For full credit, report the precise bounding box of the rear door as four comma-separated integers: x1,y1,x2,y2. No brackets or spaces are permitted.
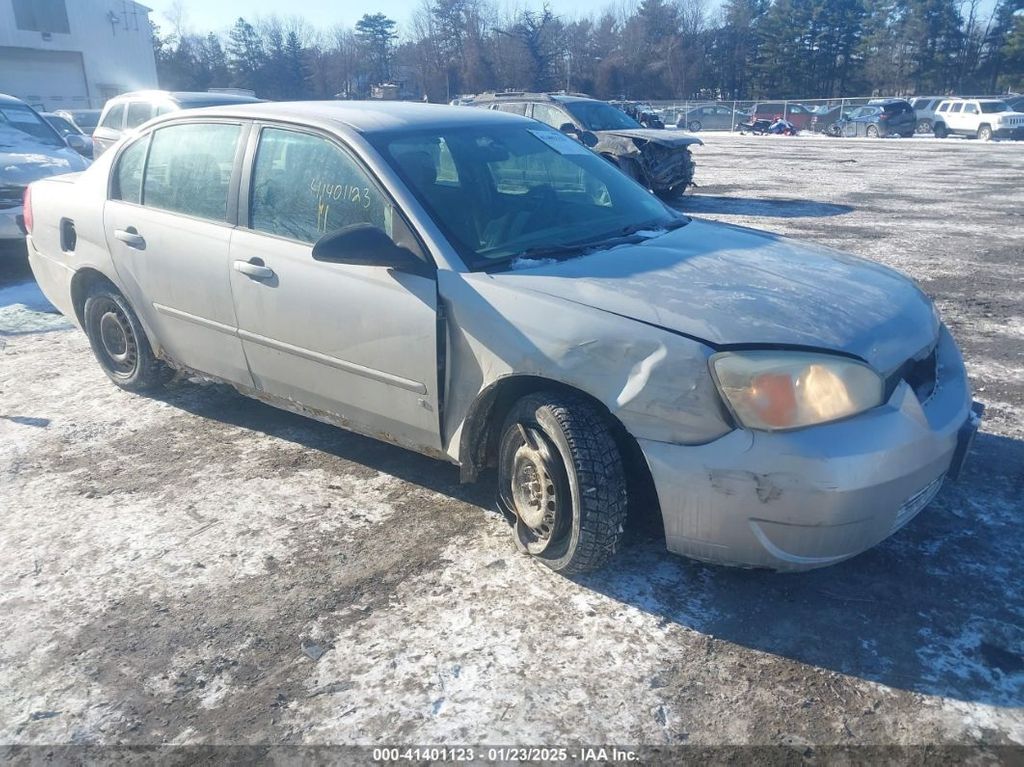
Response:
103,119,253,386
227,124,442,452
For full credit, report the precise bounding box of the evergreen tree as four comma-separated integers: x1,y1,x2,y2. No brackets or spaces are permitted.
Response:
226,17,265,92
356,13,399,83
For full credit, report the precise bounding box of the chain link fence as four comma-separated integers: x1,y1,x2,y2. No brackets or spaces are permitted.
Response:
645,97,898,134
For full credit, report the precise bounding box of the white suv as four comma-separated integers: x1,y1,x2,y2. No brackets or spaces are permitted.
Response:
932,98,1024,140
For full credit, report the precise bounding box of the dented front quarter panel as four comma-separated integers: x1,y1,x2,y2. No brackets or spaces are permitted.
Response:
437,269,733,465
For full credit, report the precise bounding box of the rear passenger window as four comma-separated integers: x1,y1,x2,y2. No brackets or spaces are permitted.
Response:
964,103,978,114
99,103,124,130
142,122,241,222
495,103,528,116
250,128,388,244
111,135,149,203
125,101,152,129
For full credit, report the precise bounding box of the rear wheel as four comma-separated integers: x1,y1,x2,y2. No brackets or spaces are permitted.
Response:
687,120,702,132
497,392,628,575
934,122,948,138
916,118,932,134
83,286,172,391
978,125,993,142
866,124,880,138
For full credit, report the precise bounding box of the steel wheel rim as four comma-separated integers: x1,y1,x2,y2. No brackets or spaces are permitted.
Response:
509,424,568,555
96,300,137,376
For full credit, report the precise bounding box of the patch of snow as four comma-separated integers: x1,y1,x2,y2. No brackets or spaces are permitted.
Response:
508,256,558,270
0,281,69,335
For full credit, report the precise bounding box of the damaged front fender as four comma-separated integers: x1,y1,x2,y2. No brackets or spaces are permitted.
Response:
438,270,733,478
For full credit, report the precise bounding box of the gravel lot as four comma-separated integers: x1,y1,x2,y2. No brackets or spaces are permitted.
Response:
1,132,1022,749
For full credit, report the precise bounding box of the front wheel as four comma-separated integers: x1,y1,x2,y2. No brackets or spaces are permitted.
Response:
497,392,628,574
978,125,993,141
83,286,173,392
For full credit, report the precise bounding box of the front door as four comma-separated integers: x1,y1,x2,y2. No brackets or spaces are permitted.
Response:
103,120,253,386
227,125,442,453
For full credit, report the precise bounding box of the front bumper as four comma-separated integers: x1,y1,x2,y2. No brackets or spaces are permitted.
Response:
640,146,696,192
640,325,976,571
0,204,25,242
993,125,1024,140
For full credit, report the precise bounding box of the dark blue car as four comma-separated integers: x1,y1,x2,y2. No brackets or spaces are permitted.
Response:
832,99,917,138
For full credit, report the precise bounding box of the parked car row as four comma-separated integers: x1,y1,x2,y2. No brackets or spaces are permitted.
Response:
648,94,1021,138
1,89,264,254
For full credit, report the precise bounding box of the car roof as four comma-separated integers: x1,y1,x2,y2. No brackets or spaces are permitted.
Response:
0,92,27,105
110,90,262,105
152,100,531,134
470,91,596,105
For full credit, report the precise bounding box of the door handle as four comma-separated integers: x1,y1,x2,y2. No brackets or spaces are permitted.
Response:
233,259,276,281
114,228,146,250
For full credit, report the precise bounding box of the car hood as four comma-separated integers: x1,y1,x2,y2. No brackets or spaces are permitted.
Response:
0,131,89,186
489,219,938,374
597,128,703,147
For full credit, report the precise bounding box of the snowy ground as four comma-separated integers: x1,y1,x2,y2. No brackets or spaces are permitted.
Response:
1,133,1022,749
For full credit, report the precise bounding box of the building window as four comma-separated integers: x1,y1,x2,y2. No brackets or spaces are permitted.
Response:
12,0,70,34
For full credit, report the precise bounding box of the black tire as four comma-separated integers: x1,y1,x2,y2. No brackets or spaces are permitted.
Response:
83,285,173,392
934,122,948,138
978,125,993,142
866,124,880,138
687,120,702,132
916,118,932,134
497,392,628,575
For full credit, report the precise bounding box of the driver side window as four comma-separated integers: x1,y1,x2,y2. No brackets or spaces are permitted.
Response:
250,128,390,244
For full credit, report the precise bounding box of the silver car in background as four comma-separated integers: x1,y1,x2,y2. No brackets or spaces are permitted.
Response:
1,92,90,254
24,102,980,574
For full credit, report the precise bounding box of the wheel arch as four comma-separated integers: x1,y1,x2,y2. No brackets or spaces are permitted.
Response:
70,267,162,356
457,374,662,531
70,267,120,328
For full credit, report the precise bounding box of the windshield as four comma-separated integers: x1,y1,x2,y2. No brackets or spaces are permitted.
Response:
0,104,65,148
68,110,100,130
372,124,684,270
979,101,1010,114
44,114,78,137
562,101,641,131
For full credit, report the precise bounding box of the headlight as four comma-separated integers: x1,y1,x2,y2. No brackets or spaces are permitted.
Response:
710,351,884,431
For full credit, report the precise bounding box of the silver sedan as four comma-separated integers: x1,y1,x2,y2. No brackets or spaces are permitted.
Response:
24,102,981,573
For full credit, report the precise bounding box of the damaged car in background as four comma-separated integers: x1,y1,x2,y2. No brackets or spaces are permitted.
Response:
471,91,701,196
25,102,981,575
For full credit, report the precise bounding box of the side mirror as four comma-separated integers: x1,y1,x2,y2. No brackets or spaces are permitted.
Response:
65,133,88,153
312,224,433,277
558,122,599,147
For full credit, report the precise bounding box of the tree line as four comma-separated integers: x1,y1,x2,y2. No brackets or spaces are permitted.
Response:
153,0,1024,103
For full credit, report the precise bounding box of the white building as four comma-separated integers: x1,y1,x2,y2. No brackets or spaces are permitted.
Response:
0,0,158,110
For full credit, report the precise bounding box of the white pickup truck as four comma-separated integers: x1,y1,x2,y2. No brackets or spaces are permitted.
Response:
932,98,1024,141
